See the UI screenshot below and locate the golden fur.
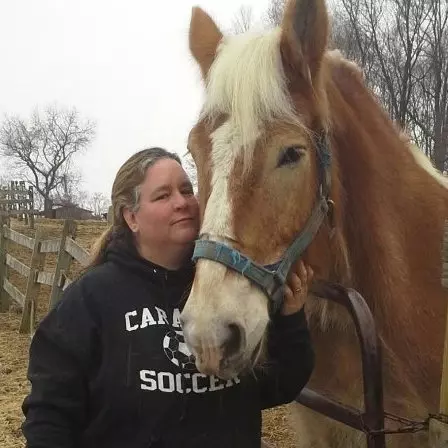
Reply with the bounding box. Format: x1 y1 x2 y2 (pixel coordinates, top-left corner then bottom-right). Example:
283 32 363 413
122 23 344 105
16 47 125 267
186 1 448 446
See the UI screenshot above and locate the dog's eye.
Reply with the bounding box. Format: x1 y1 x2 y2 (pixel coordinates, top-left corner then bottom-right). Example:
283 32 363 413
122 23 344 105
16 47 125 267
277 146 305 167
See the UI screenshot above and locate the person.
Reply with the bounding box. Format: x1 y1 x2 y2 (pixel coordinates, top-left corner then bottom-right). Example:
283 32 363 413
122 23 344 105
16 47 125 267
21 147 315 448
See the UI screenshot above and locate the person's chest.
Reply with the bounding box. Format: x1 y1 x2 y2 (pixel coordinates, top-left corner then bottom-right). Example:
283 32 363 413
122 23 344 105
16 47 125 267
89 279 245 413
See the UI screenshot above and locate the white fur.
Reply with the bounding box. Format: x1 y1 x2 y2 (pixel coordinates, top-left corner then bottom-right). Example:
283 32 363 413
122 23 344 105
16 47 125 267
200 121 236 239
191 122 269 364
408 142 448 188
201 28 304 169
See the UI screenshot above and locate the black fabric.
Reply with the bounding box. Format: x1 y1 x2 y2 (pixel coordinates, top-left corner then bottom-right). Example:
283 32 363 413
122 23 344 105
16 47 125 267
22 237 315 448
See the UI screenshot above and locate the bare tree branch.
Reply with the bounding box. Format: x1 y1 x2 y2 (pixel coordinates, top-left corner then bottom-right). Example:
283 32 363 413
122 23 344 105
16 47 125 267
231 5 254 34
86 192 110 217
0 105 96 212
260 0 447 169
263 0 285 27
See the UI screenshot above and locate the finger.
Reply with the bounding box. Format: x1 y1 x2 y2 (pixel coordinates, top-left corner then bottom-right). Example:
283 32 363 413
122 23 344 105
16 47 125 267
282 272 306 315
307 265 314 282
289 272 302 295
298 260 307 282
284 284 294 304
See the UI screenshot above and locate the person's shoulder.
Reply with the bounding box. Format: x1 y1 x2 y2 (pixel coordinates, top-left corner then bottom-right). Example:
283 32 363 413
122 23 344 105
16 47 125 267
47 262 124 329
80 261 120 285
57 262 120 307
41 265 115 329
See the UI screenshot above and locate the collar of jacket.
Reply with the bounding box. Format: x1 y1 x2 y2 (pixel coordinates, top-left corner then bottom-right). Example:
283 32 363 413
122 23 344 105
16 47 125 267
105 236 195 289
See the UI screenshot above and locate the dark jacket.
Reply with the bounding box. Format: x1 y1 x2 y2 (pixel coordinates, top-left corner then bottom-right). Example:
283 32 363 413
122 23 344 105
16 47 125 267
22 239 314 448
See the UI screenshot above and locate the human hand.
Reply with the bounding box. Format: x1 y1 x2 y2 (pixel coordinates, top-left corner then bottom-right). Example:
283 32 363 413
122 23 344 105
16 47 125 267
282 261 314 316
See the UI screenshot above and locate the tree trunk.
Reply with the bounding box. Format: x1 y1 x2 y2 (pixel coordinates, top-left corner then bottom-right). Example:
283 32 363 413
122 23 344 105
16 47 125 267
43 197 53 218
